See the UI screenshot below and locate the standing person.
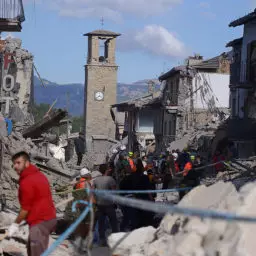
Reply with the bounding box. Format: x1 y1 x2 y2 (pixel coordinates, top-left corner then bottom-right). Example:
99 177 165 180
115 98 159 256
9 152 56 256
74 132 85 166
128 152 137 172
93 164 118 246
116 152 131 184
213 150 225 173
133 159 154 227
119 165 137 231
64 168 95 250
142 155 148 169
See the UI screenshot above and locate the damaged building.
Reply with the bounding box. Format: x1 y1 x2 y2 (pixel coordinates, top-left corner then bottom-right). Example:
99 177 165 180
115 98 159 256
158 53 230 153
112 90 161 153
114 53 230 154
227 8 256 158
0 37 34 127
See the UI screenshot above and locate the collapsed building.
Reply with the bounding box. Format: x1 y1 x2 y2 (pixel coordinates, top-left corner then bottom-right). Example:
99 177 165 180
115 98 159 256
113 53 231 155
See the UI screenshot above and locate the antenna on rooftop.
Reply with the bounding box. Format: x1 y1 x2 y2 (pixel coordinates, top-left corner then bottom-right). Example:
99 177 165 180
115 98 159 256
100 17 104 29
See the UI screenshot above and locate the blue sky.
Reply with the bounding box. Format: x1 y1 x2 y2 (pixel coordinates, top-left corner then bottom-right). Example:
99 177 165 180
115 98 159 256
7 0 255 84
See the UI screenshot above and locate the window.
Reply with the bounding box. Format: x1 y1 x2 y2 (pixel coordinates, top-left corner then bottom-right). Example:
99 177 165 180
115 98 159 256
169 120 172 135
247 41 256 82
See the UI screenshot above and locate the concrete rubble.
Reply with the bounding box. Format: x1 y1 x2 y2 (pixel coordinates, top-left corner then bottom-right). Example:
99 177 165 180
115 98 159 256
108 181 256 256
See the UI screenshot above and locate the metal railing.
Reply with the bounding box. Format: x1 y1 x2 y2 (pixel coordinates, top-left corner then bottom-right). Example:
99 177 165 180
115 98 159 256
0 0 25 22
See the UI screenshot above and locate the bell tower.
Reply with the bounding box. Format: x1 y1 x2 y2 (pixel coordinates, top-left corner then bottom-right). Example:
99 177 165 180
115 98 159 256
84 30 121 150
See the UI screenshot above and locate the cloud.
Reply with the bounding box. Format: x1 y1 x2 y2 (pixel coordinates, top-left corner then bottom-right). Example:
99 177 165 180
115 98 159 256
27 0 182 21
199 2 210 9
118 25 187 59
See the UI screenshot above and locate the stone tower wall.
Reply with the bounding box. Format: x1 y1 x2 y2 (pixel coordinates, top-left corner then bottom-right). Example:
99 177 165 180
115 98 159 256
85 64 118 142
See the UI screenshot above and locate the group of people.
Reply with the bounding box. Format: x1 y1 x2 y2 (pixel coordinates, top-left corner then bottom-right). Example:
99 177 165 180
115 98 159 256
6 146 206 255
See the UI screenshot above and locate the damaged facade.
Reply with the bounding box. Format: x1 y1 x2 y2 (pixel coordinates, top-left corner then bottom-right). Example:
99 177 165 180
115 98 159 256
112 91 161 153
158 53 230 153
114 54 230 154
227 8 256 158
0 37 34 127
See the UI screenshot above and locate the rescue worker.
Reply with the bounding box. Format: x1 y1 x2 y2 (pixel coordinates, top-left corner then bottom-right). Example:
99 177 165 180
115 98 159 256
178 157 193 200
64 168 95 251
142 155 148 168
74 132 85 166
162 154 175 189
93 164 118 246
213 150 225 173
9 151 56 256
116 151 131 183
128 152 137 172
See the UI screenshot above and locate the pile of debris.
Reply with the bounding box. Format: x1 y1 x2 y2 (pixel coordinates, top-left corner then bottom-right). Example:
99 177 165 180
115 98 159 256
108 181 256 256
0 128 78 213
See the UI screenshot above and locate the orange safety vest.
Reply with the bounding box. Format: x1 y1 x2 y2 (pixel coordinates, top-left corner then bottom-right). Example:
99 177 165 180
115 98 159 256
75 178 87 189
74 178 96 204
183 162 193 177
128 158 137 172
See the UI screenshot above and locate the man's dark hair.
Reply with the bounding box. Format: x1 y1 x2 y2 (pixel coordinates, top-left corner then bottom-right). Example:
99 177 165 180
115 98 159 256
12 151 30 162
99 164 107 174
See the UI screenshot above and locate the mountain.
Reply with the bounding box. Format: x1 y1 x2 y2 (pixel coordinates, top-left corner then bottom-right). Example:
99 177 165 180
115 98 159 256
34 76 160 116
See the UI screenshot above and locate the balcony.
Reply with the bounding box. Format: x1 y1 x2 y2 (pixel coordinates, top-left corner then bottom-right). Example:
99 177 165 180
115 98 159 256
0 0 25 32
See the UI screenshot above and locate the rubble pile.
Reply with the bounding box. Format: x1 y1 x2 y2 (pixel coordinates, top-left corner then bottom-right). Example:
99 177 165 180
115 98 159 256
108 181 256 256
0 128 76 213
0 211 70 255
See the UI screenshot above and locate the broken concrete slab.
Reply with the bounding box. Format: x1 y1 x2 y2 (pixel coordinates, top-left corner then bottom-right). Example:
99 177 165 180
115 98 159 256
22 109 67 139
108 227 156 255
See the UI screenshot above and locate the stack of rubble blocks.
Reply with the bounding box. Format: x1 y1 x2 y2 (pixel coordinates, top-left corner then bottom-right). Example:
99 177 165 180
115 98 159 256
109 181 256 256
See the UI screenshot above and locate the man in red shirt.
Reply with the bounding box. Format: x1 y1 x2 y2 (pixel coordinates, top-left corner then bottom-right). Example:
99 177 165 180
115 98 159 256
8 151 56 256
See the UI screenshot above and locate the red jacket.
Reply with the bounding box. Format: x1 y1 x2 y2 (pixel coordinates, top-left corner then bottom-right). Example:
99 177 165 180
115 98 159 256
213 154 225 172
18 164 56 226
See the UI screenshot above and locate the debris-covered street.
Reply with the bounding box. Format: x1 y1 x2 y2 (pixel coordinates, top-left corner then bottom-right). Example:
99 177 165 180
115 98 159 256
0 1 256 256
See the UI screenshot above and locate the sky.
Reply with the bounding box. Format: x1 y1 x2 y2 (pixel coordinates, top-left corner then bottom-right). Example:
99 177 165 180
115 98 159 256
6 0 256 84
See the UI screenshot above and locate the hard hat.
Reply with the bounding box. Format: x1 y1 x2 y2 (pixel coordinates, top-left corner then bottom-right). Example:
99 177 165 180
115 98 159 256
190 155 196 161
120 145 126 151
112 148 118 154
172 153 178 161
128 152 133 157
80 168 90 177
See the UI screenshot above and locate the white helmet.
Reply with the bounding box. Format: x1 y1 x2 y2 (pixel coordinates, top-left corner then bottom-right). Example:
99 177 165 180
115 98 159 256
172 153 178 161
112 148 118 154
120 145 126 151
80 168 90 177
